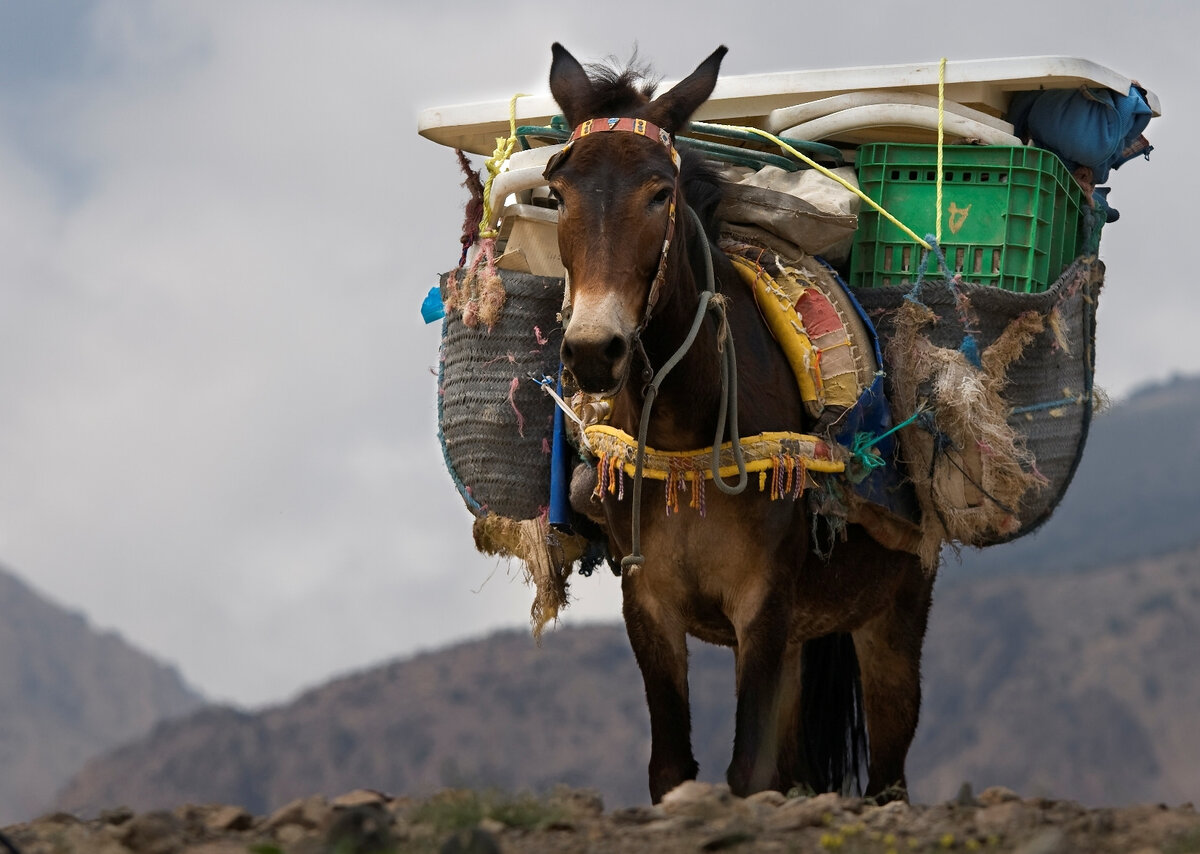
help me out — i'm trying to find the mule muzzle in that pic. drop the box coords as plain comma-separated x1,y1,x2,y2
561,326,631,396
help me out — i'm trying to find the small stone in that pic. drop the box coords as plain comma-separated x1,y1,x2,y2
974,801,1042,837
977,786,1020,806
440,826,501,854
118,810,185,854
641,817,694,833
203,804,254,832
1023,796,1058,810
838,796,866,815
387,795,417,817
477,817,506,835
765,792,843,831
1013,828,1067,854
274,823,308,845
1045,799,1086,820
701,827,758,851
1125,806,1200,842
33,811,80,825
99,806,135,826
861,798,914,836
610,805,663,825
39,823,128,854
549,786,605,818
660,781,735,820
542,818,578,832
265,794,329,830
746,790,787,808
323,802,396,853
331,788,390,809
1084,809,1115,834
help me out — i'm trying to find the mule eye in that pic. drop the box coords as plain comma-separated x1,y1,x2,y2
650,187,672,207
547,187,565,211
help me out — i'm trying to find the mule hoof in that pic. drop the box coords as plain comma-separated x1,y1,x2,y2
726,758,779,799
649,758,699,804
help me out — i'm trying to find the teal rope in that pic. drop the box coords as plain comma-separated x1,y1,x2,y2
850,407,928,471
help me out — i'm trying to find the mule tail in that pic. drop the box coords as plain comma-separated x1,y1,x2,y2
800,632,867,795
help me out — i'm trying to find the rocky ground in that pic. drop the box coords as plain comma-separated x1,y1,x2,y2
3,783,1198,854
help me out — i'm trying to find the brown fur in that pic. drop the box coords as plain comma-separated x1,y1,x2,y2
547,43,935,803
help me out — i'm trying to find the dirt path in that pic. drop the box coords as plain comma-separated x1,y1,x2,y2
4,783,1198,853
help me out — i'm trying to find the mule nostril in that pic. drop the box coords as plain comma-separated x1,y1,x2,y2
604,336,627,363
561,340,575,365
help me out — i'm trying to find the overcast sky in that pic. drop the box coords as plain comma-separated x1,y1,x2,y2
0,1,1192,708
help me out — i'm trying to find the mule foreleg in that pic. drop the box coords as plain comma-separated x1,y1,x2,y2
726,592,792,797
623,591,697,803
851,556,934,800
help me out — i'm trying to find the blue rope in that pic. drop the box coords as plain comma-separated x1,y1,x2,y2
904,235,951,306
959,333,982,368
905,235,981,368
1010,396,1085,415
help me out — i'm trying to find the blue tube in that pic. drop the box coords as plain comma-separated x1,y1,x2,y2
548,372,573,528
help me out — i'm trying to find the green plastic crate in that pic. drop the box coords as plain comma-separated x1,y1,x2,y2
849,144,1085,293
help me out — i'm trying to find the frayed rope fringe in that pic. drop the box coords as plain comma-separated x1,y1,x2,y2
444,238,506,330
888,296,1048,569
593,448,816,516
472,512,586,638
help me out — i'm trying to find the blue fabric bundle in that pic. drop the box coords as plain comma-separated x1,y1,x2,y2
1008,84,1154,184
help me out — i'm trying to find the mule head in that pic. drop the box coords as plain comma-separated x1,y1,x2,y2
545,43,727,396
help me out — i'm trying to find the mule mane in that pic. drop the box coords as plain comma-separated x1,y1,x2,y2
680,151,724,240
581,56,660,116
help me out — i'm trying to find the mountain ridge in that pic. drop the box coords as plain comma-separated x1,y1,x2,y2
54,538,1200,816
0,566,205,824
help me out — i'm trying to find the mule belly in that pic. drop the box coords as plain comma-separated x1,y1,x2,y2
609,490,916,646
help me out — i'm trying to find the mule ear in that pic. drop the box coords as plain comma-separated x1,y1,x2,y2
645,46,727,133
549,42,594,128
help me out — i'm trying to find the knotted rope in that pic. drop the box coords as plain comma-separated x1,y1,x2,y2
479,92,530,239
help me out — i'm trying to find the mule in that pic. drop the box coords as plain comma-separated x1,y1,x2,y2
544,43,935,803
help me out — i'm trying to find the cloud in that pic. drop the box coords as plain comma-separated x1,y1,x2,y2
0,0,1193,706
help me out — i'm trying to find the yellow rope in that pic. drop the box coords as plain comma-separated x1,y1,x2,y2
709,122,932,251
478,92,530,239
936,57,947,246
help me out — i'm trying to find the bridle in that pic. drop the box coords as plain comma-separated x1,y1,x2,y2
543,116,749,573
544,116,680,381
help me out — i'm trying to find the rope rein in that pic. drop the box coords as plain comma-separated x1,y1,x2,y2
621,205,746,574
